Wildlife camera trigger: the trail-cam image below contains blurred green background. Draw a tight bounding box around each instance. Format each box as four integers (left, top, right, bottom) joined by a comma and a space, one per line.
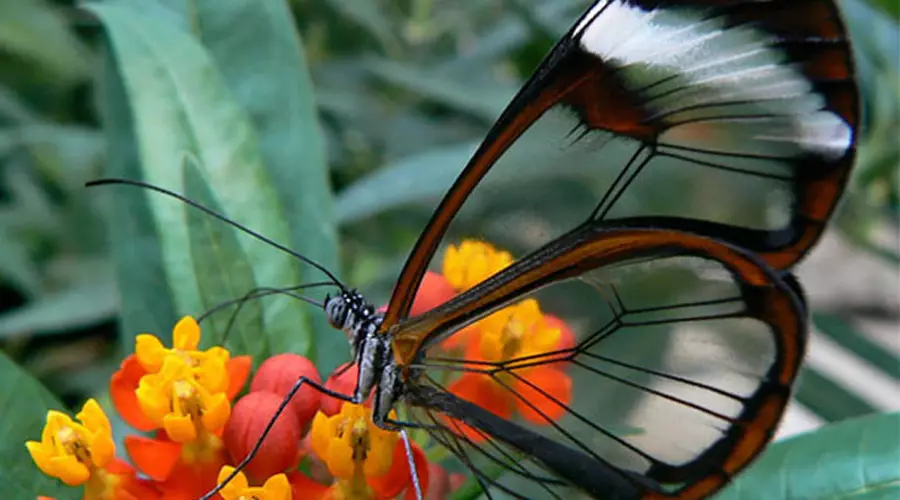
0, 0, 896, 497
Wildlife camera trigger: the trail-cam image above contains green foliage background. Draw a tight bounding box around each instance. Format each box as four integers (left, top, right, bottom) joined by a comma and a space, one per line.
0, 0, 896, 498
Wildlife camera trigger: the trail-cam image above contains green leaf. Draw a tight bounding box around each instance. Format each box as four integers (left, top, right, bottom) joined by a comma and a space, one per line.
189, 0, 341, 370
0, 83, 37, 122
0, 0, 88, 85
89, 2, 312, 358
814, 313, 900, 380
182, 158, 270, 360
0, 269, 116, 338
365, 59, 513, 123
337, 141, 478, 223
0, 351, 76, 499
320, 0, 400, 53
716, 412, 900, 499
97, 42, 178, 349
795, 367, 878, 422
0, 225, 41, 296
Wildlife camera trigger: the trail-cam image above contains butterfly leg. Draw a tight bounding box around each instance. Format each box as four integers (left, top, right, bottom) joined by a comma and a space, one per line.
201, 376, 355, 500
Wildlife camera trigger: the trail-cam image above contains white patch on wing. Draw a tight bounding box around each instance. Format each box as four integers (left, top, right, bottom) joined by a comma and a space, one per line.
573, 0, 851, 161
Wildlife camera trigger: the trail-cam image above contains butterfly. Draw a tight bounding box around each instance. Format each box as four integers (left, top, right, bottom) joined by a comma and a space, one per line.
97, 0, 858, 498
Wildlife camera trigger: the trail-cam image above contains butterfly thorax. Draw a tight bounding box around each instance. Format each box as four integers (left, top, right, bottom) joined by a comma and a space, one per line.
324, 291, 403, 428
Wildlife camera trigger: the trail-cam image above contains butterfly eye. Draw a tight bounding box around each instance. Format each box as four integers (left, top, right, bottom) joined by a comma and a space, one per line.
325, 295, 348, 330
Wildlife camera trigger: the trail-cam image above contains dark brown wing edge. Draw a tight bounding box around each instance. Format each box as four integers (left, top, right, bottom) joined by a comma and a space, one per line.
395, 226, 808, 499
381, 0, 856, 330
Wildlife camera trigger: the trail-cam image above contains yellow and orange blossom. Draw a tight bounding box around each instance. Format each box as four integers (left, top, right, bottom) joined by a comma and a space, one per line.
135, 355, 231, 442
310, 403, 401, 499
218, 466, 291, 500
311, 404, 397, 481
135, 315, 231, 373
475, 298, 562, 364
442, 240, 513, 291
26, 399, 114, 486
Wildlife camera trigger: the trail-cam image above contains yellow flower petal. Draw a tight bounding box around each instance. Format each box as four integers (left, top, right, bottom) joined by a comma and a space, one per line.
217, 466, 250, 497
262, 473, 292, 500
26, 441, 56, 478
135, 334, 166, 371
205, 346, 231, 364
163, 413, 197, 443
200, 393, 231, 433
77, 399, 111, 436
310, 412, 330, 461
135, 378, 168, 424
44, 411, 70, 439
173, 316, 201, 350
87, 430, 115, 469
195, 358, 229, 394
327, 435, 355, 479
362, 437, 393, 478
443, 240, 513, 291
50, 454, 91, 486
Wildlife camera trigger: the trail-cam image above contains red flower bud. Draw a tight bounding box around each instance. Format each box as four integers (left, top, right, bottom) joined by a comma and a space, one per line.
224, 392, 301, 482
250, 353, 322, 428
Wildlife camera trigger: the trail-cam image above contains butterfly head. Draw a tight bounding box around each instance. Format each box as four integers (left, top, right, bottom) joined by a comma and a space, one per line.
324, 290, 382, 355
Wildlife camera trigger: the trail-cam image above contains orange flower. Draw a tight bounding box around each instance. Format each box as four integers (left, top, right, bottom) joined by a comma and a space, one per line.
27, 399, 114, 486
125, 431, 228, 499
428, 241, 575, 440
110, 317, 247, 498
136, 355, 231, 442
135, 316, 227, 372
442, 240, 512, 292
26, 399, 160, 499
110, 316, 251, 432
309, 403, 429, 500
410, 271, 457, 316
448, 299, 572, 434
217, 466, 291, 500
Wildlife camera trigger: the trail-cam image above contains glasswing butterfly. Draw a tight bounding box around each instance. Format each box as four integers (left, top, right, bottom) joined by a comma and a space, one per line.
96, 0, 858, 498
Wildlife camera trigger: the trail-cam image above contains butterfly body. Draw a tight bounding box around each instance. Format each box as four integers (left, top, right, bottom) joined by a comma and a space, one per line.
325, 291, 405, 428
177, 0, 857, 498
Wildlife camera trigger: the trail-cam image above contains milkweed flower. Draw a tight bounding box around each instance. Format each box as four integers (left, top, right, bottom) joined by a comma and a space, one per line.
136, 354, 231, 441
414, 241, 575, 439
309, 403, 429, 500
109, 316, 250, 498
26, 399, 160, 499
110, 316, 251, 432
442, 240, 513, 291
30, 307, 456, 499
218, 466, 292, 500
447, 299, 574, 428
135, 316, 230, 372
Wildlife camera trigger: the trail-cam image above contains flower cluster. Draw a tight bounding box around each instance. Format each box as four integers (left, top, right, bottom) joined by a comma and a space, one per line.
28, 239, 571, 498
27, 317, 431, 499
415, 240, 576, 441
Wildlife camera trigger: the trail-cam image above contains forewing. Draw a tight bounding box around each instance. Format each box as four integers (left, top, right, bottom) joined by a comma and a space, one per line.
382, 0, 855, 328
395, 227, 807, 499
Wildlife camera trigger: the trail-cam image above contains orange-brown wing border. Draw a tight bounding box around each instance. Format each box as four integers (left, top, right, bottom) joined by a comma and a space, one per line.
381, 0, 857, 331
396, 225, 808, 499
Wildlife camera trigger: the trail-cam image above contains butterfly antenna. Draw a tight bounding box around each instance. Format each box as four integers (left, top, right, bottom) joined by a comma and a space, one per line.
400, 429, 424, 500
86, 178, 347, 289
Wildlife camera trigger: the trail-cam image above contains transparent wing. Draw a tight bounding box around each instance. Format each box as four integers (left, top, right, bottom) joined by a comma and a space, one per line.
382, 0, 856, 328
394, 227, 807, 499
